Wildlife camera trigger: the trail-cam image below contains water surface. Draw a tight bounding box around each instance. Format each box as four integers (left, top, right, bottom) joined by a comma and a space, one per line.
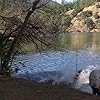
12, 33, 100, 94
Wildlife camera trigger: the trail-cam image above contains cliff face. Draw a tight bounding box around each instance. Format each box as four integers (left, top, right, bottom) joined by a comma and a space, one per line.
65, 2, 100, 32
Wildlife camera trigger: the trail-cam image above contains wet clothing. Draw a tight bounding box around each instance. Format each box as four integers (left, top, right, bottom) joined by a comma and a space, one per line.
91, 86, 100, 96
89, 70, 100, 95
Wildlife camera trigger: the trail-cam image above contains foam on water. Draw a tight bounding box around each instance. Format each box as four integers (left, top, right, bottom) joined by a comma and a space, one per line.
12, 46, 100, 94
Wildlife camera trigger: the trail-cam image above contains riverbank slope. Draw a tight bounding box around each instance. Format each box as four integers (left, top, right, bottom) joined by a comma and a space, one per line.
0, 76, 100, 100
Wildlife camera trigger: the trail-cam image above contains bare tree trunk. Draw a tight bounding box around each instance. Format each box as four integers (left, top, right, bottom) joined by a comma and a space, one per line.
0, 57, 1, 70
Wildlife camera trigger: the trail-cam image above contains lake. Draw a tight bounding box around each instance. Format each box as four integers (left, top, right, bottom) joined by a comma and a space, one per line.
12, 32, 100, 94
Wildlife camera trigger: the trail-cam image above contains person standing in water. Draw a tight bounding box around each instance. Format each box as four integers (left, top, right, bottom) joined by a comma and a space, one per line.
89, 70, 100, 96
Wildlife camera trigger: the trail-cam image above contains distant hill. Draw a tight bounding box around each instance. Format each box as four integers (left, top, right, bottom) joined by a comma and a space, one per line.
1, 0, 100, 33
64, 1, 100, 32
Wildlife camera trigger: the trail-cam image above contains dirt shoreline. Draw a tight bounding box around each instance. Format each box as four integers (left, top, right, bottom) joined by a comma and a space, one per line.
0, 76, 100, 100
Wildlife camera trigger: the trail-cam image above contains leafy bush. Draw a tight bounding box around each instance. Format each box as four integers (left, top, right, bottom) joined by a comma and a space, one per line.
73, 0, 95, 12
80, 11, 92, 18
71, 8, 83, 18
63, 2, 73, 11
95, 19, 100, 27
62, 16, 72, 27
94, 13, 100, 19
71, 10, 77, 18
84, 18, 96, 30
96, 3, 100, 8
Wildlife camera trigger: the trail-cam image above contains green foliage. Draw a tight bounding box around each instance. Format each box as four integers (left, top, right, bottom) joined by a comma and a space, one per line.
84, 18, 96, 30
73, 0, 95, 14
73, 0, 83, 11
94, 13, 100, 19
71, 10, 77, 18
63, 2, 73, 11
45, 1, 63, 15
80, 11, 92, 18
62, 16, 72, 27
71, 8, 83, 18
95, 19, 100, 27
0, 0, 29, 11
96, 3, 100, 8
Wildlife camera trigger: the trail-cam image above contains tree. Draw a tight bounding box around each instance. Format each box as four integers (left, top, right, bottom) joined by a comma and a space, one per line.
73, 0, 95, 11
0, 0, 51, 75
84, 18, 96, 30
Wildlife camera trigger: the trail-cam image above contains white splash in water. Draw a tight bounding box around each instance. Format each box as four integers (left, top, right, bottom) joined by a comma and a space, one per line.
73, 65, 100, 94
87, 45, 97, 57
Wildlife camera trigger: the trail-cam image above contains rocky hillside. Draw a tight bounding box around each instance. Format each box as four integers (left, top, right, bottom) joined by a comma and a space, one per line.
65, 2, 100, 32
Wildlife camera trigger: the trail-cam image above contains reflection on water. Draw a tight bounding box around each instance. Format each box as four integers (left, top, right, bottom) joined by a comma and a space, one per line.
23, 33, 100, 53
59, 33, 100, 52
